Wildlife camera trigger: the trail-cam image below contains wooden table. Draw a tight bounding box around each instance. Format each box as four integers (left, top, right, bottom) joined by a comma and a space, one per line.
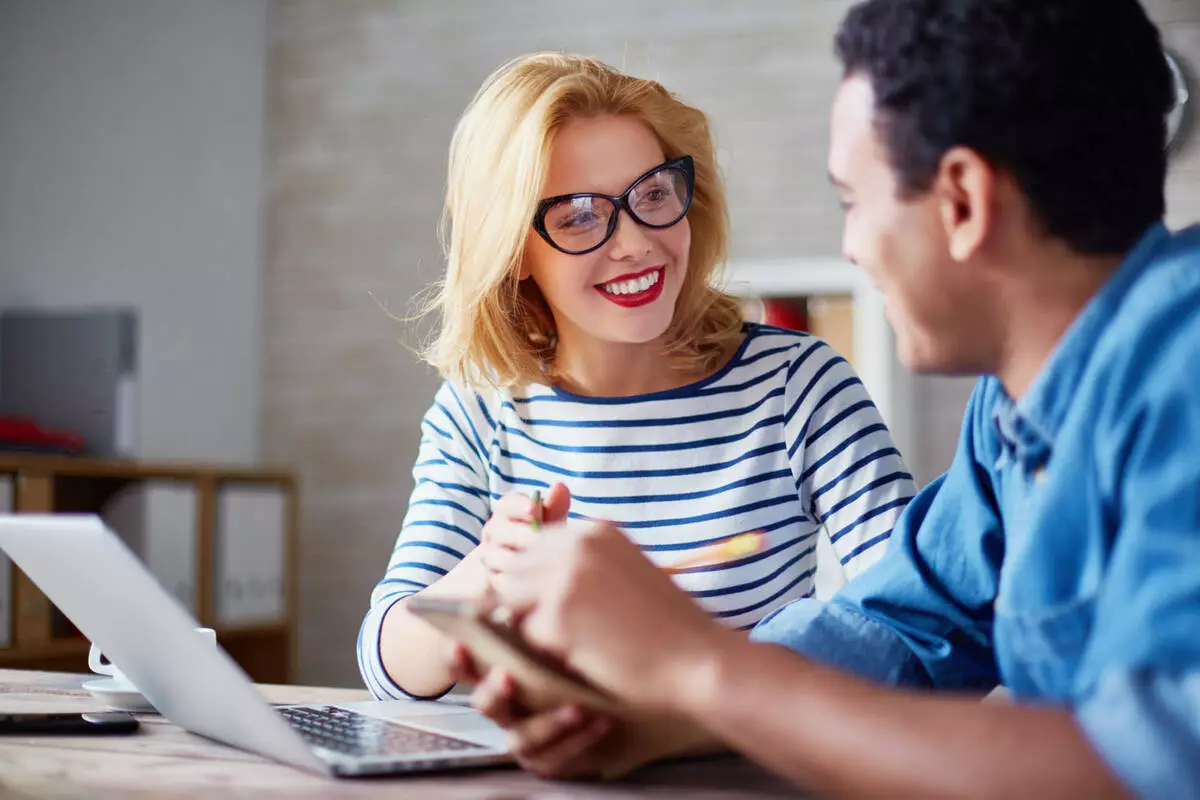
0, 670, 802, 798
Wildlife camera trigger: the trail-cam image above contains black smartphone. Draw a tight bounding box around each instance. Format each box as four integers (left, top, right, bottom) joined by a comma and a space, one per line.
0, 711, 140, 735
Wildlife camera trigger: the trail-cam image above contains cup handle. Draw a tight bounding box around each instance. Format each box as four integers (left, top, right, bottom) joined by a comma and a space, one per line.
87, 643, 115, 677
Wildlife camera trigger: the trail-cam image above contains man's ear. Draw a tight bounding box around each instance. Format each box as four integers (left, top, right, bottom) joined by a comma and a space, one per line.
935, 147, 994, 263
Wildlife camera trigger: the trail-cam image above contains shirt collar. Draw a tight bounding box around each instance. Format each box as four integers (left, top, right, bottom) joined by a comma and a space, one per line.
993, 222, 1170, 464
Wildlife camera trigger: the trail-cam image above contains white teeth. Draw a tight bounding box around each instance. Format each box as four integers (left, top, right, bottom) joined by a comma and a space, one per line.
602, 269, 661, 296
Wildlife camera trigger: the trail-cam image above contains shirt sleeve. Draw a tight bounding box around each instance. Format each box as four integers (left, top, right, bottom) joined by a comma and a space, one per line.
783, 338, 916, 580
759, 378, 1005, 692
356, 381, 494, 699
1073, 370, 1200, 799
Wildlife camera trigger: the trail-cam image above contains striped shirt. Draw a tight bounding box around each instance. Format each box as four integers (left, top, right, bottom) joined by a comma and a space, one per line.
358, 323, 916, 699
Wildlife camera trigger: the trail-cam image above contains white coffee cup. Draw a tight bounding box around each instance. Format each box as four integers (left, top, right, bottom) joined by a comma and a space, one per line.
88, 626, 217, 692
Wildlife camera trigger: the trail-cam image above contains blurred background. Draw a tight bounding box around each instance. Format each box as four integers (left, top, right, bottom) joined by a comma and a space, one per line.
0, 0, 1196, 688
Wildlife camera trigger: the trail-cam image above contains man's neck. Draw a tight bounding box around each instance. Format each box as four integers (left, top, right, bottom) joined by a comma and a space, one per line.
993, 247, 1125, 400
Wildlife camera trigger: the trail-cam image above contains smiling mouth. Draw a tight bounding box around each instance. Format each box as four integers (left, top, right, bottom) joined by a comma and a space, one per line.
594, 266, 666, 309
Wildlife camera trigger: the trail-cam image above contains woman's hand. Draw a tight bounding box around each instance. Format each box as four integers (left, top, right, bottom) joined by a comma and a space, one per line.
478, 482, 571, 585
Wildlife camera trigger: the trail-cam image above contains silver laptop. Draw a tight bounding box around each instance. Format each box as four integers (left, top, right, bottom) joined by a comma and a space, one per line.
0, 514, 512, 777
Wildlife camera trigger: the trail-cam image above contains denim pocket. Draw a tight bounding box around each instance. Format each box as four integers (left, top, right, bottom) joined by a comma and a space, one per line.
994, 593, 1096, 696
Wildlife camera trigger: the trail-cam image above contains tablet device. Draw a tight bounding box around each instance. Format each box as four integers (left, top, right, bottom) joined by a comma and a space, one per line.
406, 595, 619, 712
407, 594, 713, 778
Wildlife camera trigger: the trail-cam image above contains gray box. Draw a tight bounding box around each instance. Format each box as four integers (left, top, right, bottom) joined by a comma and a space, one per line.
0, 309, 139, 456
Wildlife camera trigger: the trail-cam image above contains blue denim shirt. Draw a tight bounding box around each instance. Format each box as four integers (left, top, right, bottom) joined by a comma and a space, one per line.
752, 222, 1200, 799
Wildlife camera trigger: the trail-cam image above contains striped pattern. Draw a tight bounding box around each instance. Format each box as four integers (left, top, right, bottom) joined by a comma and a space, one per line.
358, 324, 915, 698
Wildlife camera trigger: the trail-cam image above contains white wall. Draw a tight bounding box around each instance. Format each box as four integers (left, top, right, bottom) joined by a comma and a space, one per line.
0, 0, 270, 463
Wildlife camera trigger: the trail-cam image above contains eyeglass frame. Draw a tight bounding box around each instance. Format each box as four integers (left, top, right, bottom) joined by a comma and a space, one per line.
530, 155, 695, 256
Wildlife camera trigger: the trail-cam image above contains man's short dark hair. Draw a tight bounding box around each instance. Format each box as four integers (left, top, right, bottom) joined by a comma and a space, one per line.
835, 0, 1175, 255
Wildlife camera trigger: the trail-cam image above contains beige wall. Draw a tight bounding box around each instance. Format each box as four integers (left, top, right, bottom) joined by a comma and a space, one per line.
0, 0, 270, 463
265, 0, 1200, 686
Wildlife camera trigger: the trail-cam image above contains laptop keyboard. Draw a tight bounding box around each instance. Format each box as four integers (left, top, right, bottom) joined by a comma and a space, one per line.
277, 705, 487, 757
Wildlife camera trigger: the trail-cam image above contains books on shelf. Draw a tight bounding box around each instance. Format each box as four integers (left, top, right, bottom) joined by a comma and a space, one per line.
216, 484, 287, 627
102, 483, 199, 616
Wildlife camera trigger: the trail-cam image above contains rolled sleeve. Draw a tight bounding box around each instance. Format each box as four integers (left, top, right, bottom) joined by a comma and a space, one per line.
1075, 669, 1200, 799
355, 592, 453, 701
751, 596, 931, 688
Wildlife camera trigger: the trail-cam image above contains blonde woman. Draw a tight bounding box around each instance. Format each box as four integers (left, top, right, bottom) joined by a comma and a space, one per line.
357, 53, 914, 716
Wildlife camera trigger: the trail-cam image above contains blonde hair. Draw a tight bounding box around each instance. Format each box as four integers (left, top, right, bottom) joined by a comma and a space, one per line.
422, 52, 744, 388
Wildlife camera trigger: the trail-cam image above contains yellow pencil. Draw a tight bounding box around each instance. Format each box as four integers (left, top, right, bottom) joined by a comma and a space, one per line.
663, 531, 766, 573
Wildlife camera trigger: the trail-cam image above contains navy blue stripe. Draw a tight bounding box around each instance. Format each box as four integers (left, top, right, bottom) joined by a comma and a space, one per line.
498, 414, 783, 454
687, 545, 816, 598
822, 472, 912, 518
829, 496, 913, 544
487, 473, 549, 492
379, 577, 430, 591
409, 498, 488, 526
432, 447, 475, 474
423, 420, 453, 441
400, 520, 482, 546
447, 384, 489, 458
415, 478, 490, 499
625, 512, 810, 553
545, 470, 792, 506
509, 358, 789, 405
840, 530, 892, 565
394, 540, 468, 561
434, 401, 483, 463
786, 355, 843, 430
475, 393, 497, 431
499, 386, 785, 429
786, 341, 825, 382
713, 566, 816, 619
810, 448, 901, 504
809, 376, 863, 417
414, 458, 447, 469
587, 493, 796, 531
495, 443, 787, 481
386, 561, 449, 577
735, 343, 800, 371
797, 423, 889, 488
805, 400, 875, 449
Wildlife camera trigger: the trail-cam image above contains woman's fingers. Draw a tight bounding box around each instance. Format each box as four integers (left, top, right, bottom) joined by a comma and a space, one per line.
542, 482, 572, 523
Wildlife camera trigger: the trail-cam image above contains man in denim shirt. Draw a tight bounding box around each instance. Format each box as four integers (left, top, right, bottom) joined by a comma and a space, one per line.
473, 0, 1199, 795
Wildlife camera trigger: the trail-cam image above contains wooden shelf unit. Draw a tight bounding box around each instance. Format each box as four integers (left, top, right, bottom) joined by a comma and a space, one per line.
0, 454, 298, 683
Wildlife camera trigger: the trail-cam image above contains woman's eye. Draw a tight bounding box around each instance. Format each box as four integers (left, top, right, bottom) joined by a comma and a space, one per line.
557, 211, 597, 230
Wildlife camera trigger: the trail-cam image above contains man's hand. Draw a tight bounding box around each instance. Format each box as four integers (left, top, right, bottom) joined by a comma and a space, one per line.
480, 519, 731, 711
451, 644, 616, 779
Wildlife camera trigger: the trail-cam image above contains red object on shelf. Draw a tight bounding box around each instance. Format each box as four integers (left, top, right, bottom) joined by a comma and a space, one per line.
761, 298, 809, 332
0, 414, 86, 454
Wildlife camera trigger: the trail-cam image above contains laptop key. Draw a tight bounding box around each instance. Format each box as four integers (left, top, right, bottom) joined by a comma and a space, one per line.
277, 705, 487, 757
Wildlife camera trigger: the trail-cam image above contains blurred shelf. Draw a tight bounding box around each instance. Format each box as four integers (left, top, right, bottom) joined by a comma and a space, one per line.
0, 456, 298, 684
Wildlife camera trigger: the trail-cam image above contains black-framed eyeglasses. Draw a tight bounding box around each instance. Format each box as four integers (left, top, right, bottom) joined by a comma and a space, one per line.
532, 155, 695, 256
